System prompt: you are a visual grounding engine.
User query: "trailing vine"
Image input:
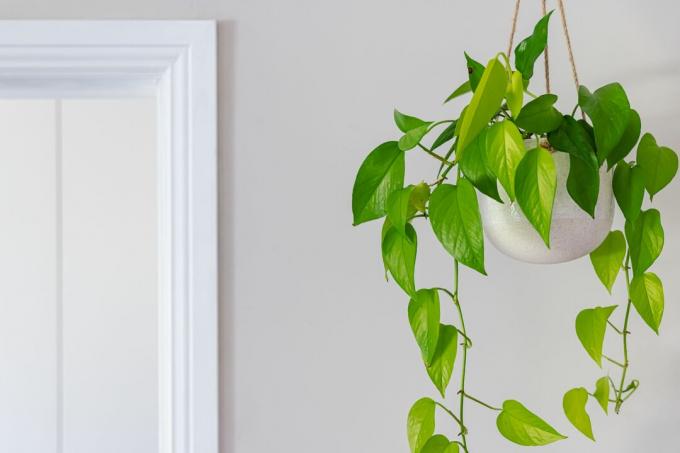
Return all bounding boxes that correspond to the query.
[351,10,677,453]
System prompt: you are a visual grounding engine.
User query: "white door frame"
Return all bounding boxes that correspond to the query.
[0,21,218,453]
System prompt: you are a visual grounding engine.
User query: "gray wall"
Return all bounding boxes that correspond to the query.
[2,1,679,452]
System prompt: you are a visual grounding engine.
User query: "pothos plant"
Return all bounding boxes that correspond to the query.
[351,11,678,453]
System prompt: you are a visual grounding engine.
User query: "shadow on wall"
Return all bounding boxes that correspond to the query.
[217,18,236,453]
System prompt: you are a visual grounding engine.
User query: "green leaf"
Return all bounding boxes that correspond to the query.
[421,435,459,453]
[575,306,618,366]
[496,400,566,446]
[387,186,415,236]
[407,398,436,453]
[547,115,597,165]
[563,388,595,441]
[352,142,405,225]
[589,231,627,293]
[613,162,645,222]
[487,120,526,201]
[515,94,563,134]
[426,325,458,397]
[410,182,431,213]
[625,209,664,276]
[395,109,431,133]
[566,152,600,217]
[593,377,610,414]
[514,11,553,81]
[636,133,679,200]
[408,289,441,366]
[630,272,664,334]
[457,57,508,158]
[506,71,524,118]
[606,110,641,169]
[515,147,557,247]
[444,81,472,103]
[382,224,417,296]
[464,52,485,91]
[460,127,502,202]
[429,180,486,274]
[578,84,631,163]
[431,122,457,151]
[400,125,430,151]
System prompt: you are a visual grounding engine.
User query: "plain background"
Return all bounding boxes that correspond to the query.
[1,1,679,452]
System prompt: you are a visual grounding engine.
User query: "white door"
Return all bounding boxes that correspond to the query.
[0,98,159,453]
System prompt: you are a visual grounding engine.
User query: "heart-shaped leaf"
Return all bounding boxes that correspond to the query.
[496,400,566,446]
[352,142,405,225]
[613,162,645,222]
[515,94,563,134]
[457,57,508,158]
[630,272,664,334]
[382,223,417,296]
[506,71,524,118]
[566,152,600,217]
[429,180,486,274]
[400,125,431,151]
[514,11,553,81]
[410,182,431,213]
[589,230,627,293]
[563,388,594,441]
[547,115,597,165]
[426,325,458,397]
[421,435,460,453]
[606,109,641,169]
[575,306,618,366]
[460,127,502,202]
[486,120,526,201]
[593,377,610,414]
[636,133,679,200]
[578,83,631,163]
[395,110,431,133]
[387,185,415,236]
[625,209,664,276]
[408,289,441,366]
[464,52,485,91]
[515,147,557,247]
[408,398,436,453]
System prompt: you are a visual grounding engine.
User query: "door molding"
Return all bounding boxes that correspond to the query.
[0,21,218,453]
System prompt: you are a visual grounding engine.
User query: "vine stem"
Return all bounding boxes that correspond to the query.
[460,392,502,412]
[453,260,470,451]
[615,254,633,414]
[418,144,456,166]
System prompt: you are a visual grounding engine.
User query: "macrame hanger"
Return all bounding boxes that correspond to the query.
[541,0,550,93]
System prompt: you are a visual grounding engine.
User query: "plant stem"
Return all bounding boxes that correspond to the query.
[461,392,502,412]
[615,255,633,414]
[607,320,624,335]
[453,260,469,451]
[602,354,626,368]
[435,401,467,435]
[418,144,456,166]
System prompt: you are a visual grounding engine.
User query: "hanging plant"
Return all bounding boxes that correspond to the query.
[350,1,677,452]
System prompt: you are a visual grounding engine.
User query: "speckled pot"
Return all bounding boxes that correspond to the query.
[481,144,615,264]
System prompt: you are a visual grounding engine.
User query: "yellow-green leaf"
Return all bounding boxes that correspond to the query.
[408,398,436,453]
[421,435,459,453]
[593,377,610,414]
[563,388,595,441]
[613,162,645,222]
[515,147,557,247]
[625,209,664,277]
[381,224,417,296]
[408,289,441,366]
[456,57,508,159]
[630,272,664,334]
[575,306,618,366]
[636,133,679,200]
[589,231,627,293]
[426,325,458,398]
[486,120,526,201]
[496,400,567,446]
[506,71,524,118]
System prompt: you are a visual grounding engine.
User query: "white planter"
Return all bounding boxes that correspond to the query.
[481,145,615,264]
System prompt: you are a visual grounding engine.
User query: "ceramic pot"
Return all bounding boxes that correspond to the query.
[481,144,615,264]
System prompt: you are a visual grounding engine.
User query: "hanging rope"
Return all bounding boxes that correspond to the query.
[541,0,551,93]
[507,0,522,58]
[557,0,581,93]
